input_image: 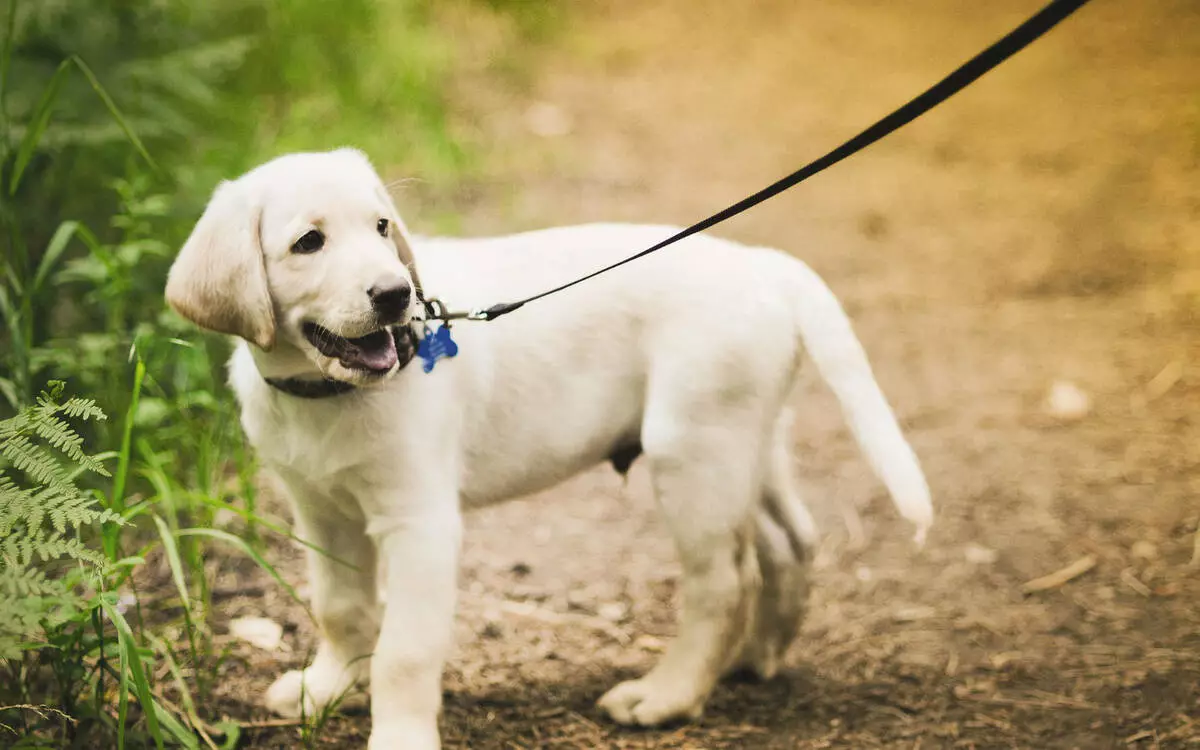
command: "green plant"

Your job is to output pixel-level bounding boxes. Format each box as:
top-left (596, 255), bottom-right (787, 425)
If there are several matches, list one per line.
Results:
top-left (0, 383), bottom-right (150, 747)
top-left (0, 1), bottom-right (559, 746)
top-left (0, 382), bottom-right (115, 660)
top-left (0, 372), bottom-right (280, 749)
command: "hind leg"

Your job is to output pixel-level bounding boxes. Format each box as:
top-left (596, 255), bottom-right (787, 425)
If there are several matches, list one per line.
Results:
top-left (728, 424), bottom-right (818, 680)
top-left (726, 506), bottom-right (813, 680)
top-left (597, 424), bottom-right (764, 726)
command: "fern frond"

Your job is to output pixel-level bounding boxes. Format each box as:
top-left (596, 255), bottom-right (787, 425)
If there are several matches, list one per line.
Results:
top-left (0, 388), bottom-right (113, 656)
top-left (1, 434), bottom-right (68, 489)
top-left (32, 413), bottom-right (86, 458)
top-left (58, 396), bottom-right (106, 423)
top-left (31, 415), bottom-right (108, 476)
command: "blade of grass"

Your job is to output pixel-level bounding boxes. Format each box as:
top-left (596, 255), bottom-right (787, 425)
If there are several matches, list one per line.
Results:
top-left (8, 59), bottom-right (71, 195)
top-left (9, 52), bottom-right (157, 194)
top-left (101, 353), bottom-right (145, 561)
top-left (150, 509), bottom-right (206, 705)
top-left (0, 377), bottom-right (16, 411)
top-left (151, 515), bottom-right (191, 616)
top-left (214, 720), bottom-right (241, 750)
top-left (32, 220), bottom-right (103, 295)
top-left (107, 355), bottom-right (144, 521)
top-left (147, 634), bottom-right (219, 750)
top-left (0, 0), bottom-right (19, 175)
top-left (68, 55), bottom-right (157, 172)
top-left (0, 277), bottom-right (27, 407)
top-left (149, 698), bottom-right (201, 750)
top-left (2, 258), bottom-right (21, 297)
top-left (177, 528), bottom-right (311, 617)
top-left (99, 595), bottom-right (167, 750)
top-left (191, 493), bottom-right (359, 570)
top-left (23, 222), bottom-right (82, 347)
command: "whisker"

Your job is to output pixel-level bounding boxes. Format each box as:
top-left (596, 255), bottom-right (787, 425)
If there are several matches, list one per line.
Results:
top-left (385, 177), bottom-right (424, 192)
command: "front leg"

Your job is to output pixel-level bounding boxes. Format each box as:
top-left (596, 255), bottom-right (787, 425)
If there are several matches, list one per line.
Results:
top-left (265, 480), bottom-right (380, 718)
top-left (366, 508), bottom-right (462, 750)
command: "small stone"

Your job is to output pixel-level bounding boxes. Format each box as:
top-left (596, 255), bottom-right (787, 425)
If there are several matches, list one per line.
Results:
top-left (855, 565), bottom-right (873, 582)
top-left (598, 601), bottom-right (629, 623)
top-left (510, 561), bottom-right (533, 578)
top-left (964, 543), bottom-right (999, 565)
top-left (1130, 540), bottom-right (1158, 560)
top-left (212, 507), bottom-right (241, 529)
top-left (893, 606), bottom-right (937, 622)
top-left (115, 591), bottom-right (137, 615)
top-left (634, 634), bottom-right (664, 652)
top-left (228, 616), bottom-right (284, 651)
top-left (1044, 380), bottom-right (1091, 421)
top-left (524, 102), bottom-right (572, 138)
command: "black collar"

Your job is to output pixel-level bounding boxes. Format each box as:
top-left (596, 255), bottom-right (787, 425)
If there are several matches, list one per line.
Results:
top-left (263, 325), bottom-right (419, 399)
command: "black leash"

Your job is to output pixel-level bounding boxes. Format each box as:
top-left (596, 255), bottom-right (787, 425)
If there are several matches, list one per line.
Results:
top-left (427, 0), bottom-right (1093, 324)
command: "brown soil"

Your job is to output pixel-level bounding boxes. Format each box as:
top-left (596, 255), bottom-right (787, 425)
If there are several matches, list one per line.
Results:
top-left (205, 1), bottom-right (1200, 747)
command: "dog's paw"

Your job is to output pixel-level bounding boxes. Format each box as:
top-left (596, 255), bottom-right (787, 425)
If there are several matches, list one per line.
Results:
top-left (597, 677), bottom-right (706, 727)
top-left (368, 719), bottom-right (441, 750)
top-left (264, 668), bottom-right (367, 719)
top-left (265, 670), bottom-right (314, 718)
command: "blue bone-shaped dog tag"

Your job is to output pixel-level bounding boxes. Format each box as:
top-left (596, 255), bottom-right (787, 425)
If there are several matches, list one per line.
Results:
top-left (417, 323), bottom-right (459, 373)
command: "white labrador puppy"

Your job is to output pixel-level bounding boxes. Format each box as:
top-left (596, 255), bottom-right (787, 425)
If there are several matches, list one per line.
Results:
top-left (166, 148), bottom-right (932, 749)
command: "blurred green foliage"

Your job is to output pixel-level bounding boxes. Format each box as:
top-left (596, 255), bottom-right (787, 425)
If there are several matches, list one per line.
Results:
top-left (0, 0), bottom-right (552, 743)
top-left (1, 0), bottom-right (503, 448)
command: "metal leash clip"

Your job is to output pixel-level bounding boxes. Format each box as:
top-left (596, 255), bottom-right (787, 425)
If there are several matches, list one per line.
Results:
top-left (420, 297), bottom-right (489, 323)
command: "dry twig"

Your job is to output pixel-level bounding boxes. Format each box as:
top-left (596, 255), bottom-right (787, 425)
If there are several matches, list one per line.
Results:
top-left (1120, 567), bottom-right (1153, 598)
top-left (960, 692), bottom-right (1107, 712)
top-left (1020, 555), bottom-right (1097, 594)
top-left (240, 717), bottom-right (308, 729)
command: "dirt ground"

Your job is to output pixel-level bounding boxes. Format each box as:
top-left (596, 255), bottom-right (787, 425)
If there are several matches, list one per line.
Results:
top-left (206, 1), bottom-right (1200, 747)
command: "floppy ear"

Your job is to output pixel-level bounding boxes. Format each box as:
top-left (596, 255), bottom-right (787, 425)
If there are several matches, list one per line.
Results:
top-left (165, 180), bottom-right (276, 350)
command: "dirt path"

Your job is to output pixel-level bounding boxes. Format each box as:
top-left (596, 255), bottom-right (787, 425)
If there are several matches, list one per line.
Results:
top-left (221, 1), bottom-right (1200, 747)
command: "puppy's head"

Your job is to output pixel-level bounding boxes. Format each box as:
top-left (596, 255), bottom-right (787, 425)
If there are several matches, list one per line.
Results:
top-left (166, 148), bottom-right (422, 385)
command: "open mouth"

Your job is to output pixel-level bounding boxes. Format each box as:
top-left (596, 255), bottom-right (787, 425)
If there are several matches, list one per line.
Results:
top-left (302, 322), bottom-right (398, 374)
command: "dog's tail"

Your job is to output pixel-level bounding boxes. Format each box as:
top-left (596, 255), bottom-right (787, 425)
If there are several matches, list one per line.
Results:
top-left (789, 261), bottom-right (933, 545)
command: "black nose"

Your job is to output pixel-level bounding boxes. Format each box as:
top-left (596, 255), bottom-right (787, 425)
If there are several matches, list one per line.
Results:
top-left (368, 282), bottom-right (411, 321)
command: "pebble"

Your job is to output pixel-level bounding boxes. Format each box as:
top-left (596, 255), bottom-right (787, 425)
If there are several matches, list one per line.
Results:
top-left (964, 543), bottom-right (999, 565)
top-left (228, 616), bottom-right (284, 651)
top-left (1044, 380), bottom-right (1091, 421)
top-left (1130, 540), bottom-right (1158, 560)
top-left (598, 601), bottom-right (629, 623)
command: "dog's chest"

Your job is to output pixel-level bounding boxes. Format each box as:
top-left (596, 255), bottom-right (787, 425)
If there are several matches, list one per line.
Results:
top-left (243, 395), bottom-right (392, 486)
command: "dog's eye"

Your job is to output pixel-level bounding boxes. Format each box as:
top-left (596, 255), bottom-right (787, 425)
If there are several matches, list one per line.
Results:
top-left (292, 230), bottom-right (325, 254)
top-left (376, 219), bottom-right (389, 237)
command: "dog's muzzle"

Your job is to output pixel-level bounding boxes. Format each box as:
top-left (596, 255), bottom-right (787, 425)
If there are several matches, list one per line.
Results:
top-left (303, 322), bottom-right (401, 373)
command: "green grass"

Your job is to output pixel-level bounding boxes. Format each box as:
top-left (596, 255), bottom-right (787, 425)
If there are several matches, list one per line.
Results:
top-left (0, 0), bottom-right (556, 745)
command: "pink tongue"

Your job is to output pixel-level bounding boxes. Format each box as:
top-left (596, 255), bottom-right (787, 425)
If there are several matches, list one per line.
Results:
top-left (344, 330), bottom-right (398, 372)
